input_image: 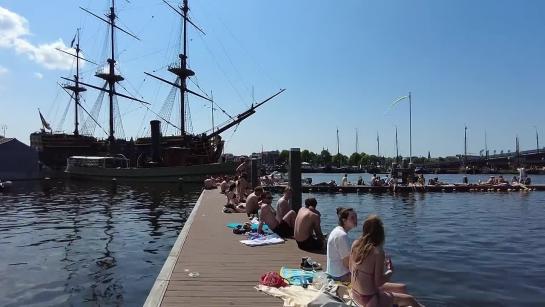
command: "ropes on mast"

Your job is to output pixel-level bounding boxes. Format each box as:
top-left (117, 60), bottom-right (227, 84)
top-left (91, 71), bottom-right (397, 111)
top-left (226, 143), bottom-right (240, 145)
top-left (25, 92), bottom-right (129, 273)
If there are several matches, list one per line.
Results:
top-left (113, 96), bottom-right (125, 139)
top-left (57, 98), bottom-right (73, 132)
top-left (81, 83), bottom-right (107, 136)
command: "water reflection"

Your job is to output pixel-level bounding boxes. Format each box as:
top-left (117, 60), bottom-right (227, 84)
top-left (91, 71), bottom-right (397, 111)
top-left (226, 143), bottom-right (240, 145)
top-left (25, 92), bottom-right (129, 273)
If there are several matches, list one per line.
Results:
top-left (294, 189), bottom-right (545, 306)
top-left (0, 180), bottom-right (200, 306)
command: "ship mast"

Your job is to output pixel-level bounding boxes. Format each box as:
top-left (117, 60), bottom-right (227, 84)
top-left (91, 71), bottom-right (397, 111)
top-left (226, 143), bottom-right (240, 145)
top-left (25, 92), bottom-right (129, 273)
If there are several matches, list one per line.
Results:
top-left (175, 0), bottom-right (192, 136)
top-left (145, 0), bottom-right (285, 139)
top-left (166, 0), bottom-right (195, 136)
top-left (146, 0), bottom-right (212, 137)
top-left (61, 30), bottom-right (87, 136)
top-left (95, 0), bottom-right (125, 142)
top-left (70, 0), bottom-right (146, 143)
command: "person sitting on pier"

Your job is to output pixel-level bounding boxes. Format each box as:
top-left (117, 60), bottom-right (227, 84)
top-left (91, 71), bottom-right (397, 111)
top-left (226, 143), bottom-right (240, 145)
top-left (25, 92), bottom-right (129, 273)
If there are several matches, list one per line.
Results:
top-left (245, 186), bottom-right (264, 217)
top-left (386, 176), bottom-right (397, 186)
top-left (220, 176), bottom-right (230, 193)
top-left (276, 186), bottom-right (292, 222)
top-left (350, 215), bottom-right (423, 307)
top-left (327, 207), bottom-right (357, 282)
top-left (357, 176), bottom-right (364, 186)
top-left (416, 174), bottom-right (425, 186)
top-left (204, 177), bottom-right (216, 190)
top-left (224, 183), bottom-right (245, 213)
top-left (258, 191), bottom-right (296, 238)
top-left (237, 173), bottom-right (250, 202)
top-left (294, 198), bottom-right (325, 251)
top-left (497, 176), bottom-right (508, 184)
top-left (512, 176), bottom-right (519, 184)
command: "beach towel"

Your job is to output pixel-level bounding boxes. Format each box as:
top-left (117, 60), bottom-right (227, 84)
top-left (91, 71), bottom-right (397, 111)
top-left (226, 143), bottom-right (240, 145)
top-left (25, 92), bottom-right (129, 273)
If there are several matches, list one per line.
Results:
top-left (226, 222), bottom-right (271, 233)
top-left (256, 284), bottom-right (321, 307)
top-left (280, 267), bottom-right (315, 286)
top-left (240, 233), bottom-right (284, 246)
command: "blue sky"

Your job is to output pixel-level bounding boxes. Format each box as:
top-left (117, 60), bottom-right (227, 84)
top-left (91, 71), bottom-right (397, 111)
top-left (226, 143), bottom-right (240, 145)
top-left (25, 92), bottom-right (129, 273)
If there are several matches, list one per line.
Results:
top-left (1, 0), bottom-right (544, 157)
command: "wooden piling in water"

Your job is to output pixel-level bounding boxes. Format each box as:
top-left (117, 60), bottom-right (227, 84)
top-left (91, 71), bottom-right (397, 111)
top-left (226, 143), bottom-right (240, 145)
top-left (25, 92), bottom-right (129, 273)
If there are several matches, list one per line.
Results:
top-left (289, 148), bottom-right (302, 211)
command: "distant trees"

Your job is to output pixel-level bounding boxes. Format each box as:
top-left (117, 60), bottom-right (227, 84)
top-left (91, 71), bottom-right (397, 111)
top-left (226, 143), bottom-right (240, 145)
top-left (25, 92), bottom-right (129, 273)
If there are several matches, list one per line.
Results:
top-left (319, 150), bottom-right (332, 165)
top-left (349, 152), bottom-right (361, 165)
top-left (279, 150), bottom-right (289, 163)
top-left (273, 147), bottom-right (463, 167)
top-left (332, 153), bottom-right (348, 166)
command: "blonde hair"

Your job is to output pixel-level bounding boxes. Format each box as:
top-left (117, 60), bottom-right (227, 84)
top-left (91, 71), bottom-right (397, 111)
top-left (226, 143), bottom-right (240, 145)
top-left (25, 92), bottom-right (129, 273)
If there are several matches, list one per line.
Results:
top-left (351, 215), bottom-right (385, 264)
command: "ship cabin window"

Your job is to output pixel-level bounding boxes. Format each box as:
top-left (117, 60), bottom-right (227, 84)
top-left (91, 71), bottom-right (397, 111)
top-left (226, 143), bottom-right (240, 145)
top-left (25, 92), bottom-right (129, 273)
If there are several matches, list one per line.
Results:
top-left (67, 157), bottom-right (128, 168)
top-left (104, 158), bottom-right (129, 169)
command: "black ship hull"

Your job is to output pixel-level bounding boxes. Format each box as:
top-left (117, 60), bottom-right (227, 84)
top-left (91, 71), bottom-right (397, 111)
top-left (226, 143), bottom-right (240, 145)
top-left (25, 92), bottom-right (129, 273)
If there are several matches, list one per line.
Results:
top-left (30, 132), bottom-right (101, 170)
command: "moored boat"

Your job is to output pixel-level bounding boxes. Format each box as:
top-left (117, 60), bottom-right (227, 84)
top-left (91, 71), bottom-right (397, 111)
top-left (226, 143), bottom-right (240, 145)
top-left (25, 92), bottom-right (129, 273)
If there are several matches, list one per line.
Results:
top-left (65, 155), bottom-right (235, 182)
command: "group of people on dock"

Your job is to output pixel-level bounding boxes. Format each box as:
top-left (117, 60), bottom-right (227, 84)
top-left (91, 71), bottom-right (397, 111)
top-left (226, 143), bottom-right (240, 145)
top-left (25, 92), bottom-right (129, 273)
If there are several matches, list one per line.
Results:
top-left (217, 177), bottom-right (423, 306)
top-left (339, 174), bottom-right (398, 187)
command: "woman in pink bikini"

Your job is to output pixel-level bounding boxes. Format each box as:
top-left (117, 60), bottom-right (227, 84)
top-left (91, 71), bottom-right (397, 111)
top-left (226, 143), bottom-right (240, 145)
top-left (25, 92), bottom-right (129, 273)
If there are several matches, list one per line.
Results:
top-left (349, 215), bottom-right (423, 307)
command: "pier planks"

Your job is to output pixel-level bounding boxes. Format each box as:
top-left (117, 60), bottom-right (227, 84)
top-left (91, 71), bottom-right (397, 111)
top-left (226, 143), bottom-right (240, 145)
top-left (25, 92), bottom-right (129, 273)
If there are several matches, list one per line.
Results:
top-left (145, 188), bottom-right (325, 307)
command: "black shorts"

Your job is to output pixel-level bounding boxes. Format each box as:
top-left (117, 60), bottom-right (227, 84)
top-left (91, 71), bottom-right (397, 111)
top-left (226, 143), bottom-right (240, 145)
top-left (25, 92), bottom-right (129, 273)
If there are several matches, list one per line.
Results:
top-left (297, 236), bottom-right (323, 251)
top-left (272, 221), bottom-right (293, 238)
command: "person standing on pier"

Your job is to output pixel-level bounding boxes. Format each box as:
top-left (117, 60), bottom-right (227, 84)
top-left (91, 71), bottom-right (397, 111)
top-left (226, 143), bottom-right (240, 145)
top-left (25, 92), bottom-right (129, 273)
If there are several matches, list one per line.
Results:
top-left (326, 207), bottom-right (357, 282)
top-left (236, 173), bottom-right (250, 202)
top-left (258, 191), bottom-right (296, 238)
top-left (294, 198), bottom-right (325, 251)
top-left (341, 174), bottom-right (349, 186)
top-left (276, 186), bottom-right (292, 222)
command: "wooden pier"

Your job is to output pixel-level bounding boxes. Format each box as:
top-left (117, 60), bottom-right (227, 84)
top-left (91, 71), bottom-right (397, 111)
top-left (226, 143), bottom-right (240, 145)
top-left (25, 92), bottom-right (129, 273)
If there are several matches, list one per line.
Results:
top-left (265, 184), bottom-right (545, 194)
top-left (144, 188), bottom-right (325, 307)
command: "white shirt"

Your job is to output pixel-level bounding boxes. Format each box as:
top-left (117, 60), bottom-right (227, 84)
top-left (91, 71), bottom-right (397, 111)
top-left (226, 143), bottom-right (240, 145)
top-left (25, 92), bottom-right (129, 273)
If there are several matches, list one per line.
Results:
top-left (341, 176), bottom-right (348, 186)
top-left (326, 226), bottom-right (351, 277)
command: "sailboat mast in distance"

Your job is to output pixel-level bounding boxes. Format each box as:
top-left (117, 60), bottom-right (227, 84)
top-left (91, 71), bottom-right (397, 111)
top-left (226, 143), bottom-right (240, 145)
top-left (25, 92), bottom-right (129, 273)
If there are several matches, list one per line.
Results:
top-left (355, 128), bottom-right (359, 153)
top-left (395, 126), bottom-right (399, 162)
top-left (377, 132), bottom-right (380, 157)
top-left (336, 128), bottom-right (340, 156)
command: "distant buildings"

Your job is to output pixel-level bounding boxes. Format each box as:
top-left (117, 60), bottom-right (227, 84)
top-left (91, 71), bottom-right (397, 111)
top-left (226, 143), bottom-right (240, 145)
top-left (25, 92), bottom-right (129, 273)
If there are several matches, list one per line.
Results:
top-left (250, 150), bottom-right (280, 166)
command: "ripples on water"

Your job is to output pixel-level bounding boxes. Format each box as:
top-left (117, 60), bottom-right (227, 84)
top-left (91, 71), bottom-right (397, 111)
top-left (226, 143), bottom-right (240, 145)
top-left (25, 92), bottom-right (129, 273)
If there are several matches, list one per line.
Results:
top-left (0, 181), bottom-right (200, 306)
top-left (304, 173), bottom-right (545, 306)
top-left (2, 174), bottom-right (545, 306)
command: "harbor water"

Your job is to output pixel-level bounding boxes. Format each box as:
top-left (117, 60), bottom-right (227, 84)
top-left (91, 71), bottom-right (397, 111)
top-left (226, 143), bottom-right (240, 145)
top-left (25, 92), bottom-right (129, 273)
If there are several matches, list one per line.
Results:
top-left (304, 173), bottom-right (545, 306)
top-left (0, 181), bottom-right (200, 306)
top-left (1, 174), bottom-right (544, 306)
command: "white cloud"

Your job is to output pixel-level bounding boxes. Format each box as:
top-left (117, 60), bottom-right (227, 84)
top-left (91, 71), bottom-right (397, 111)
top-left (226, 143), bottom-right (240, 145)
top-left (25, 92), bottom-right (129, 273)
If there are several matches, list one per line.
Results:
top-left (0, 65), bottom-right (8, 75)
top-left (34, 72), bottom-right (43, 79)
top-left (0, 6), bottom-right (80, 70)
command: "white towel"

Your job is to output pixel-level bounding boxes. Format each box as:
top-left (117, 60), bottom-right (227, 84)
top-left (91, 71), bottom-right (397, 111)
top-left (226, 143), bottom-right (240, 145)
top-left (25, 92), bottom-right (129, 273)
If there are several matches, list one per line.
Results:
top-left (240, 233), bottom-right (285, 246)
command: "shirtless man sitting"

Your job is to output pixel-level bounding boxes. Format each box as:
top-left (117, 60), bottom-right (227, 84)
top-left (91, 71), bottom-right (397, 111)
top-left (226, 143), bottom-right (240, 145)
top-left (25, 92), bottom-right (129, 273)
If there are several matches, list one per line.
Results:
top-left (276, 186), bottom-right (292, 222)
top-left (294, 198), bottom-right (325, 251)
top-left (258, 191), bottom-right (296, 238)
top-left (244, 186), bottom-right (264, 217)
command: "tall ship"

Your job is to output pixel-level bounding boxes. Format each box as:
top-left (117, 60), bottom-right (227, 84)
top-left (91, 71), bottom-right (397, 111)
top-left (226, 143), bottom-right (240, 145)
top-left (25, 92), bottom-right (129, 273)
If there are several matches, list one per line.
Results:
top-left (31, 0), bottom-right (284, 180)
top-left (30, 30), bottom-right (102, 169)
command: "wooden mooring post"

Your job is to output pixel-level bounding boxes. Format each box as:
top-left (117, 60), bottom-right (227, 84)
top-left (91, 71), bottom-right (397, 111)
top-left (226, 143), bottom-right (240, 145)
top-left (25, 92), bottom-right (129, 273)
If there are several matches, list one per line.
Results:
top-left (288, 148), bottom-right (302, 211)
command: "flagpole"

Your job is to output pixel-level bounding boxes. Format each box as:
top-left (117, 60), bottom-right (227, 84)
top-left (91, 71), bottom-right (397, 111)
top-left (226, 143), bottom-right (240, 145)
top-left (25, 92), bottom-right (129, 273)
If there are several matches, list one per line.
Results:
top-left (395, 126), bottom-right (399, 163)
top-left (409, 92), bottom-right (412, 164)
